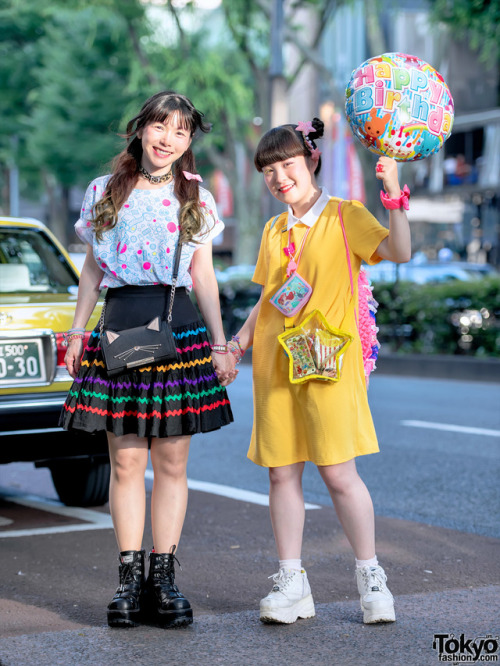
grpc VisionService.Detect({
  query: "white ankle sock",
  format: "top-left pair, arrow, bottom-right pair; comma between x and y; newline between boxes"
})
279,558 -> 302,572
355,556 -> 378,569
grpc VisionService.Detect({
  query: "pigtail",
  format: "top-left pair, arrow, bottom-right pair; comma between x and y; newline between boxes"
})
175,148 -> 211,244
309,117 -> 324,142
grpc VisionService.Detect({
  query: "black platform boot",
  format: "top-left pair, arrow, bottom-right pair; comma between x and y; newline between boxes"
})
145,546 -> 193,628
107,549 -> 146,627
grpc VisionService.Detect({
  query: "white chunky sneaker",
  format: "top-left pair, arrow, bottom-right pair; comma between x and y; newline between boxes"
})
259,568 -> 315,624
356,565 -> 396,624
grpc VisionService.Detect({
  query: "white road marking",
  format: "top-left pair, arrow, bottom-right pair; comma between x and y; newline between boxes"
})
145,471 -> 321,509
0,494 -> 113,538
401,420 -> 500,438
0,474 -> 321,538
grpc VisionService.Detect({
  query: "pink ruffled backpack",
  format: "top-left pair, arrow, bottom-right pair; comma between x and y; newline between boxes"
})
338,201 -> 381,386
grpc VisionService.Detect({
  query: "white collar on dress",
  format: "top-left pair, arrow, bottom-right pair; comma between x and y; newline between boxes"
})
287,187 -> 331,230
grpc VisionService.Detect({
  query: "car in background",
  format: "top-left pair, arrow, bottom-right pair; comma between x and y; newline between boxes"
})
0,216 -> 108,506
364,260 -> 498,285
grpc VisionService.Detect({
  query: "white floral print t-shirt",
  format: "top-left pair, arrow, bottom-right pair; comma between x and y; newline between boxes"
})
75,175 -> 224,290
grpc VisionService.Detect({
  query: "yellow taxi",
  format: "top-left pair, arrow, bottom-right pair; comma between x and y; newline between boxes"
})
0,216 -> 108,506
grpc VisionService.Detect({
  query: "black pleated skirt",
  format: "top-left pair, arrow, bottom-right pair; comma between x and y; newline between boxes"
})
59,285 -> 233,438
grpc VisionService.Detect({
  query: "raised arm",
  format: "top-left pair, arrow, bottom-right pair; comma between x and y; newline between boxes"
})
374,156 -> 412,264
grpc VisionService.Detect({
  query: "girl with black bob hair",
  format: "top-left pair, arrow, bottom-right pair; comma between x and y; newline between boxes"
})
60,91 -> 237,629
229,116 -> 411,626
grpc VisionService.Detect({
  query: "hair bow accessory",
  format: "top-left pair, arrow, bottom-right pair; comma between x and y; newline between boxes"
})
183,171 -> 203,182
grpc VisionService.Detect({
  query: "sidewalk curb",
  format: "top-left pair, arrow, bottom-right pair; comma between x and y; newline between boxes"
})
376,353 -> 500,383
242,351 -> 500,383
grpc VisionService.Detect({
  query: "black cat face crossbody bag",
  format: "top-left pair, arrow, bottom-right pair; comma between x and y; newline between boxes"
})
99,239 -> 182,377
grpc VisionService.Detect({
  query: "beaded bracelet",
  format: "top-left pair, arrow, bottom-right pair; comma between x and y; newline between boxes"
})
227,340 -> 244,364
231,335 -> 245,357
380,184 -> 410,210
65,333 -> 85,342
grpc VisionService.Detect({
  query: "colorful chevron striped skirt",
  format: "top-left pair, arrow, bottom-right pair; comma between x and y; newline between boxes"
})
59,285 -> 233,438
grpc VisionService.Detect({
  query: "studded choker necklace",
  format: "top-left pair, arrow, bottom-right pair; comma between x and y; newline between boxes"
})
139,165 -> 173,184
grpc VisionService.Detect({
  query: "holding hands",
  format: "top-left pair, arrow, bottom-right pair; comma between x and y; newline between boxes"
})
212,347 -> 239,387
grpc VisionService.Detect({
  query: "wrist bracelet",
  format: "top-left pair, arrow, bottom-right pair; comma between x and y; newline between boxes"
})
380,184 -> 410,210
230,335 -> 245,357
65,333 -> 85,342
67,327 -> 86,334
211,344 -> 228,353
227,341 -> 243,364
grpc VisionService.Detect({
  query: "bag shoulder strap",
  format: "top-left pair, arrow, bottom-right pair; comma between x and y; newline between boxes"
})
337,200 -> 354,296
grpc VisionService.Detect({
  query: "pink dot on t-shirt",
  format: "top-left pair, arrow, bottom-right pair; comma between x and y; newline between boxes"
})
167,222 -> 177,233
101,263 -> 106,269
200,201 -> 206,207
122,264 -> 127,269
86,222 -> 91,227
143,262 -> 151,270
124,204 -> 130,208
120,244 -> 127,254
93,186 -> 97,191
166,248 -> 171,253
137,249 -> 142,255
162,200 -> 171,206
111,271 -> 117,276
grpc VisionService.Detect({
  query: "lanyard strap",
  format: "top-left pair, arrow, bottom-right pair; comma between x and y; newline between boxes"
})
285,226 -> 311,276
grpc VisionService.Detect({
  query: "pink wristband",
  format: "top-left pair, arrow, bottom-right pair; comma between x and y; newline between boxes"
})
380,184 -> 410,210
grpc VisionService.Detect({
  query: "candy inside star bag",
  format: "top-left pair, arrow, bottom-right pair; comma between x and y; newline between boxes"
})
277,310 -> 353,384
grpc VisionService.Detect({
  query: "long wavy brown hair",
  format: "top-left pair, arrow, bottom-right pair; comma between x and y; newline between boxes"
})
93,91 -> 211,243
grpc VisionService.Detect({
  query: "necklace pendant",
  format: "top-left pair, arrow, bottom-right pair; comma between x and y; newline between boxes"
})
286,259 -> 297,277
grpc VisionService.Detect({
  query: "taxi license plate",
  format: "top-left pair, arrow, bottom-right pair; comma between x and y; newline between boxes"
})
0,339 -> 47,385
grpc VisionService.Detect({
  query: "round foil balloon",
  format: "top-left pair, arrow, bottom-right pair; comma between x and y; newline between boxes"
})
345,52 -> 454,161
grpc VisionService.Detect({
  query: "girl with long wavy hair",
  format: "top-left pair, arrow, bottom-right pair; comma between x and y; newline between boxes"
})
60,91 -> 237,629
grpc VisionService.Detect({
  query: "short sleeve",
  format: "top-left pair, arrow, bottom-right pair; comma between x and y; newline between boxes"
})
192,188 -> 225,246
74,176 -> 110,246
341,200 -> 389,265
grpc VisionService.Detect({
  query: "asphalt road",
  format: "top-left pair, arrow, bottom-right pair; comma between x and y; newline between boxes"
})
0,368 -> 499,665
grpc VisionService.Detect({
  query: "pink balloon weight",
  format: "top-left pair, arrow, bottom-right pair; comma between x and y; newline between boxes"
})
345,52 -> 454,161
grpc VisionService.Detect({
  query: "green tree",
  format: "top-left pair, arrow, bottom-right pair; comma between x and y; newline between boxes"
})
428,0 -> 500,68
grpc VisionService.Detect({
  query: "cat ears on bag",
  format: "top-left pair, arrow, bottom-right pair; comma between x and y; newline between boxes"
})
105,316 -> 162,344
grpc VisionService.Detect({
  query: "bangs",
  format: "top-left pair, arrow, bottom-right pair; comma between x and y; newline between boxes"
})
132,91 -> 209,137
147,101 -> 196,135
254,126 -> 305,171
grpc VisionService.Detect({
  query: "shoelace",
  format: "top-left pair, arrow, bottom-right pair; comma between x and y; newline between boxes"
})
361,567 -> 386,592
118,561 -> 141,590
269,569 -> 296,592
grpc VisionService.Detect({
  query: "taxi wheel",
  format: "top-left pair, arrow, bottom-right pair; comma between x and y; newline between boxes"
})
49,458 -> 110,507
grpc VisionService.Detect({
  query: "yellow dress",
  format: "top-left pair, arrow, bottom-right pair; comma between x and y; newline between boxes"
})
248,197 -> 389,468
